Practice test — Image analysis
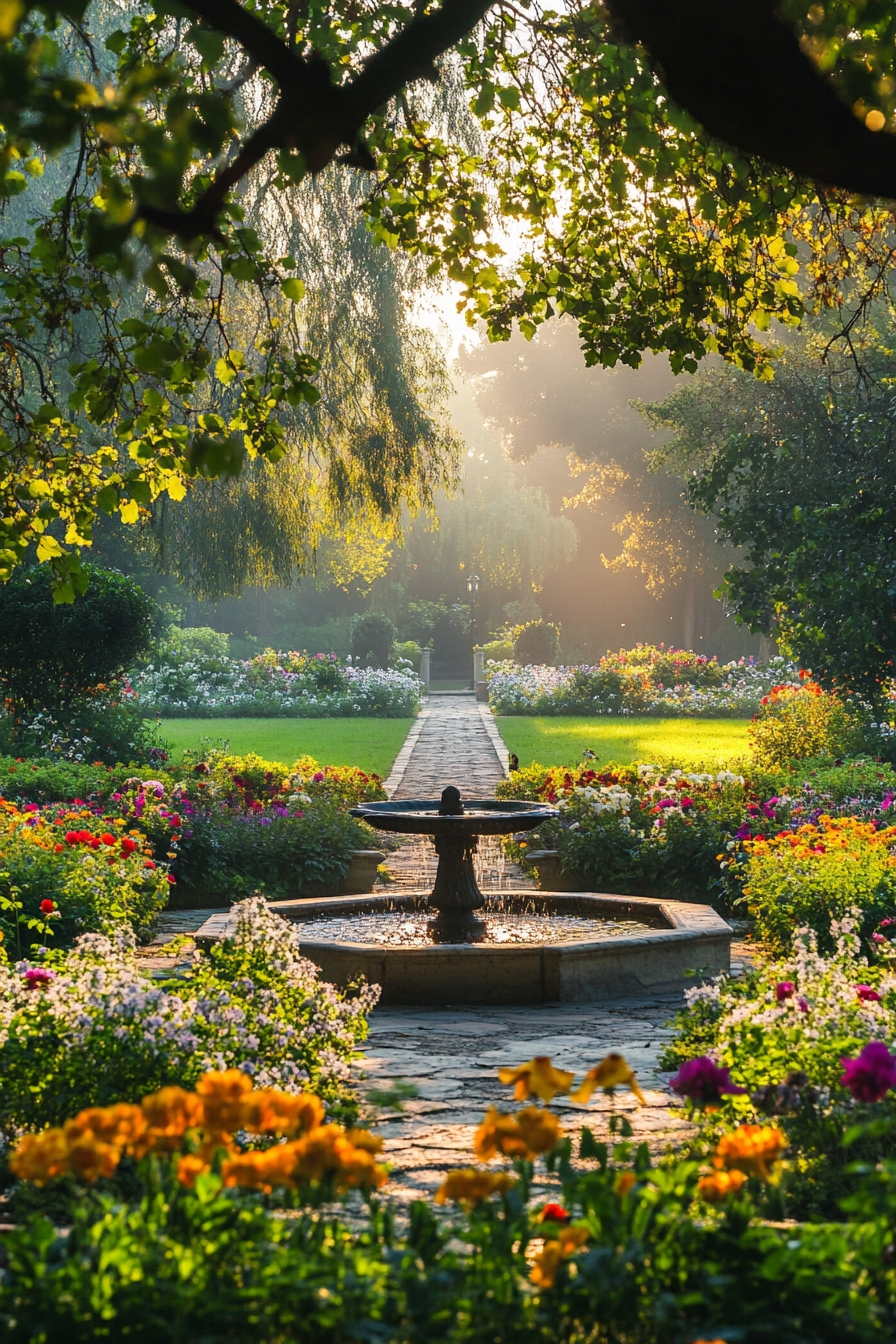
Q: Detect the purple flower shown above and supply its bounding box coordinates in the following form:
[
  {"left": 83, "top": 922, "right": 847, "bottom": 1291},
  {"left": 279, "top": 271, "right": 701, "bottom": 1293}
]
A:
[
  {"left": 840, "top": 1042, "right": 896, "bottom": 1103},
  {"left": 797, "top": 996, "right": 810, "bottom": 1013},
  {"left": 775, "top": 981, "right": 795, "bottom": 1002},
  {"left": 735, "top": 823, "right": 752, "bottom": 840},
  {"left": 669, "top": 1056, "right": 747, "bottom": 1106}
]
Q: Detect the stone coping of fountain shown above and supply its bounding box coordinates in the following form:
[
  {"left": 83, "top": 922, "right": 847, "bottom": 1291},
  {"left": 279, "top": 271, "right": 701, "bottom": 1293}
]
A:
[{"left": 194, "top": 891, "right": 732, "bottom": 1006}]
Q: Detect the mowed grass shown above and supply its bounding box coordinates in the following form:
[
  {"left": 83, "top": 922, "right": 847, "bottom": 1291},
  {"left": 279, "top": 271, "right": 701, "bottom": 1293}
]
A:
[
  {"left": 157, "top": 718, "right": 415, "bottom": 777},
  {"left": 495, "top": 716, "right": 752, "bottom": 770}
]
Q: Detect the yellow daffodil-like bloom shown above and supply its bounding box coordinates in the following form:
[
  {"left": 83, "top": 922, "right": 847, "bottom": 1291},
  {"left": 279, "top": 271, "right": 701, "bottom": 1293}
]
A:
[
  {"left": 136, "top": 1086, "right": 205, "bottom": 1156},
  {"left": 434, "top": 1168, "right": 517, "bottom": 1206},
  {"left": 569, "top": 1053, "right": 646, "bottom": 1106},
  {"left": 474, "top": 1106, "right": 562, "bottom": 1162},
  {"left": 614, "top": 1171, "right": 636, "bottom": 1197},
  {"left": 195, "top": 1069, "right": 254, "bottom": 1137},
  {"left": 239, "top": 1089, "right": 325, "bottom": 1138},
  {"left": 529, "top": 1226, "right": 589, "bottom": 1288},
  {"left": 10, "top": 1129, "right": 73, "bottom": 1185},
  {"left": 497, "top": 1056, "right": 575, "bottom": 1103},
  {"left": 176, "top": 1154, "right": 210, "bottom": 1189},
  {"left": 697, "top": 1169, "right": 748, "bottom": 1203},
  {"left": 713, "top": 1125, "right": 786, "bottom": 1180}
]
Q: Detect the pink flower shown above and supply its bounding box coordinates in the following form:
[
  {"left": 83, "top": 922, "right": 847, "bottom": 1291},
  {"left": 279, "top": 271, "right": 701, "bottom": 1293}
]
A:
[
  {"left": 669, "top": 1056, "right": 747, "bottom": 1106},
  {"left": 797, "top": 996, "right": 810, "bottom": 1013},
  {"left": 856, "top": 985, "right": 883, "bottom": 1003},
  {"left": 872, "top": 933, "right": 887, "bottom": 944},
  {"left": 312, "top": 772, "right": 325, "bottom": 784},
  {"left": 23, "top": 968, "right": 56, "bottom": 990},
  {"left": 775, "top": 982, "right": 795, "bottom": 1001},
  {"left": 840, "top": 1042, "right": 896, "bottom": 1103}
]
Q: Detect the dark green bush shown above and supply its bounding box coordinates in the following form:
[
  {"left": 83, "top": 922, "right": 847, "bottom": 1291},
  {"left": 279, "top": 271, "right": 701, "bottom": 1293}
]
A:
[
  {"left": 512, "top": 619, "right": 560, "bottom": 666},
  {"left": 350, "top": 612, "right": 396, "bottom": 669},
  {"left": 0, "top": 565, "right": 155, "bottom": 710}
]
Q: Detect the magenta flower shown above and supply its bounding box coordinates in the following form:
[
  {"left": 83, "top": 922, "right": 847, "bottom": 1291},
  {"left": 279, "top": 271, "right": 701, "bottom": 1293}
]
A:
[
  {"left": 797, "top": 996, "right": 810, "bottom": 1013},
  {"left": 775, "top": 981, "right": 795, "bottom": 1002},
  {"left": 23, "top": 968, "right": 56, "bottom": 990},
  {"left": 873, "top": 933, "right": 887, "bottom": 944},
  {"left": 669, "top": 1056, "right": 747, "bottom": 1106},
  {"left": 840, "top": 1042, "right": 896, "bottom": 1103},
  {"left": 856, "top": 985, "right": 883, "bottom": 1003}
]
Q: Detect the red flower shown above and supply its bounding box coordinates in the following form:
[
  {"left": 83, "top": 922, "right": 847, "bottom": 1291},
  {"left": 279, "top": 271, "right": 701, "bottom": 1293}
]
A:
[
  {"left": 101, "top": 832, "right": 116, "bottom": 846},
  {"left": 39, "top": 899, "right": 55, "bottom": 914},
  {"left": 841, "top": 1042, "right": 896, "bottom": 1103},
  {"left": 167, "top": 874, "right": 176, "bottom": 884},
  {"left": 144, "top": 860, "right": 156, "bottom": 870},
  {"left": 54, "top": 843, "right": 64, "bottom": 853},
  {"left": 121, "top": 837, "right": 138, "bottom": 856},
  {"left": 539, "top": 1202, "right": 571, "bottom": 1224}
]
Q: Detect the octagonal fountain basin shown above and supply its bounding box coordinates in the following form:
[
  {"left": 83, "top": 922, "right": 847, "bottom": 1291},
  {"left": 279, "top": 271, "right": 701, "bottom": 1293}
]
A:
[{"left": 195, "top": 891, "right": 732, "bottom": 1006}]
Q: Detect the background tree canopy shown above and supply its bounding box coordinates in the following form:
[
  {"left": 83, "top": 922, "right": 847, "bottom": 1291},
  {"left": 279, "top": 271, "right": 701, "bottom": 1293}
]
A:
[
  {"left": 5, "top": 0, "right": 896, "bottom": 596},
  {"left": 643, "top": 322, "right": 896, "bottom": 702}
]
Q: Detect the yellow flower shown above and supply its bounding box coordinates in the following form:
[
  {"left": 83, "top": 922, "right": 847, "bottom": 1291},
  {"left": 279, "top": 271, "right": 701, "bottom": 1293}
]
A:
[
  {"left": 614, "top": 1171, "right": 636, "bottom": 1197},
  {"left": 713, "top": 1125, "right": 786, "bottom": 1180},
  {"left": 570, "top": 1053, "right": 646, "bottom": 1105},
  {"left": 529, "top": 1226, "right": 589, "bottom": 1288},
  {"left": 497, "top": 1056, "right": 575, "bottom": 1103},
  {"left": 10, "top": 1129, "right": 71, "bottom": 1185},
  {"left": 435, "top": 1168, "right": 516, "bottom": 1206},
  {"left": 195, "top": 1069, "right": 254, "bottom": 1136},
  {"left": 473, "top": 1106, "right": 562, "bottom": 1162},
  {"left": 697, "top": 1169, "right": 748, "bottom": 1203}
]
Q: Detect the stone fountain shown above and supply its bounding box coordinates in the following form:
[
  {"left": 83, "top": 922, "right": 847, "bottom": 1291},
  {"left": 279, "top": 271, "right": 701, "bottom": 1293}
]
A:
[{"left": 196, "top": 784, "right": 733, "bottom": 1005}]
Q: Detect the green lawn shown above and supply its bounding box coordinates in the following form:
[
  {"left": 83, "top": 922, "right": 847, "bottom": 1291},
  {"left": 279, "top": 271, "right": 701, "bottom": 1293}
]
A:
[
  {"left": 157, "top": 718, "right": 414, "bottom": 777},
  {"left": 495, "top": 716, "right": 752, "bottom": 769}
]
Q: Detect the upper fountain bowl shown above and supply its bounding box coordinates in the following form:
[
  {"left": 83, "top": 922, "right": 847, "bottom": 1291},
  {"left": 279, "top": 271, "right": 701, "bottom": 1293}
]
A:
[{"left": 349, "top": 797, "right": 557, "bottom": 836}]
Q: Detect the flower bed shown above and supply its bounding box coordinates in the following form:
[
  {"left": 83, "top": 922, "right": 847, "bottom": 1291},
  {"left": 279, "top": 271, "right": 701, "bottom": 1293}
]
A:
[
  {"left": 0, "top": 898, "right": 377, "bottom": 1136},
  {"left": 132, "top": 649, "right": 423, "bottom": 718},
  {"left": 3, "top": 1047, "right": 896, "bottom": 1340},
  {"left": 486, "top": 646, "right": 799, "bottom": 717},
  {"left": 663, "top": 909, "right": 896, "bottom": 1219}
]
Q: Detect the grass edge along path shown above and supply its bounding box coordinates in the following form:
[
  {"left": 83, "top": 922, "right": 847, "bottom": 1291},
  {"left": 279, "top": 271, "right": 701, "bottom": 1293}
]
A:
[
  {"left": 494, "top": 715, "right": 752, "bottom": 770},
  {"left": 157, "top": 717, "right": 415, "bottom": 778}
]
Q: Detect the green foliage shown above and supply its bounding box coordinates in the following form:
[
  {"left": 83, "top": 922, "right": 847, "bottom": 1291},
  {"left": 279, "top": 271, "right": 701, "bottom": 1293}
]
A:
[
  {"left": 391, "top": 640, "right": 421, "bottom": 670},
  {"left": 158, "top": 625, "right": 230, "bottom": 663},
  {"left": 350, "top": 612, "right": 396, "bottom": 669},
  {"left": 644, "top": 332, "right": 896, "bottom": 702},
  {"left": 0, "top": 565, "right": 154, "bottom": 710},
  {"left": 512, "top": 620, "right": 560, "bottom": 666},
  {"left": 0, "top": 689, "right": 169, "bottom": 767}
]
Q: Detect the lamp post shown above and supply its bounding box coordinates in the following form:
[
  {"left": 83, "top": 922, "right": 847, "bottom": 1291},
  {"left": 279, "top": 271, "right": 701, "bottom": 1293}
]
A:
[{"left": 467, "top": 573, "right": 480, "bottom": 690}]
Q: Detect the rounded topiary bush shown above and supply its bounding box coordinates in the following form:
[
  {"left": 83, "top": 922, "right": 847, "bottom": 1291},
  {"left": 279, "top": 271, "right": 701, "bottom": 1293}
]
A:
[
  {"left": 350, "top": 612, "right": 396, "bottom": 669},
  {"left": 0, "top": 565, "right": 155, "bottom": 710},
  {"left": 513, "top": 620, "right": 560, "bottom": 666}
]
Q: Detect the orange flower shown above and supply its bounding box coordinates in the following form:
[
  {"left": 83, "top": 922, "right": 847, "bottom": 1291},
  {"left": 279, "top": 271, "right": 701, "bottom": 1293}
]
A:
[
  {"left": 176, "top": 1154, "right": 210, "bottom": 1189},
  {"left": 65, "top": 1136, "right": 120, "bottom": 1182},
  {"left": 240, "top": 1089, "right": 325, "bottom": 1138},
  {"left": 529, "top": 1226, "right": 589, "bottom": 1288},
  {"left": 64, "top": 1104, "right": 147, "bottom": 1151},
  {"left": 713, "top": 1125, "right": 786, "bottom": 1180},
  {"left": 222, "top": 1144, "right": 303, "bottom": 1193},
  {"left": 614, "top": 1171, "right": 636, "bottom": 1197},
  {"left": 474, "top": 1106, "right": 562, "bottom": 1162},
  {"left": 291, "top": 1125, "right": 388, "bottom": 1192},
  {"left": 434, "top": 1168, "right": 517, "bottom": 1206},
  {"left": 497, "top": 1056, "right": 575, "bottom": 1103},
  {"left": 697, "top": 1169, "right": 748, "bottom": 1203},
  {"left": 570, "top": 1053, "right": 646, "bottom": 1105},
  {"left": 10, "top": 1129, "right": 71, "bottom": 1185},
  {"left": 136, "top": 1086, "right": 205, "bottom": 1155},
  {"left": 196, "top": 1069, "right": 254, "bottom": 1136}
]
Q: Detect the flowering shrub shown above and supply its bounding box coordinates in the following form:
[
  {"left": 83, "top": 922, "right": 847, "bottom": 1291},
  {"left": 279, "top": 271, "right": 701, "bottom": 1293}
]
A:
[
  {"left": 748, "top": 676, "right": 881, "bottom": 768},
  {"left": 741, "top": 816, "right": 896, "bottom": 953},
  {"left": 0, "top": 680, "right": 167, "bottom": 765},
  {"left": 486, "top": 648, "right": 800, "bottom": 717},
  {"left": 0, "top": 799, "right": 169, "bottom": 948},
  {"left": 499, "top": 763, "right": 748, "bottom": 902},
  {"left": 663, "top": 911, "right": 896, "bottom": 1216},
  {"left": 4, "top": 1050, "right": 896, "bottom": 1340},
  {"left": 132, "top": 648, "right": 423, "bottom": 718},
  {"left": 0, "top": 898, "right": 377, "bottom": 1135}
]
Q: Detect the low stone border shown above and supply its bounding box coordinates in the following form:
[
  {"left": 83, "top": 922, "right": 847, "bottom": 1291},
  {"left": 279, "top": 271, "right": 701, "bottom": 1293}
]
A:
[
  {"left": 382, "top": 705, "right": 429, "bottom": 798},
  {"left": 477, "top": 702, "right": 509, "bottom": 773},
  {"left": 195, "top": 891, "right": 731, "bottom": 1006}
]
